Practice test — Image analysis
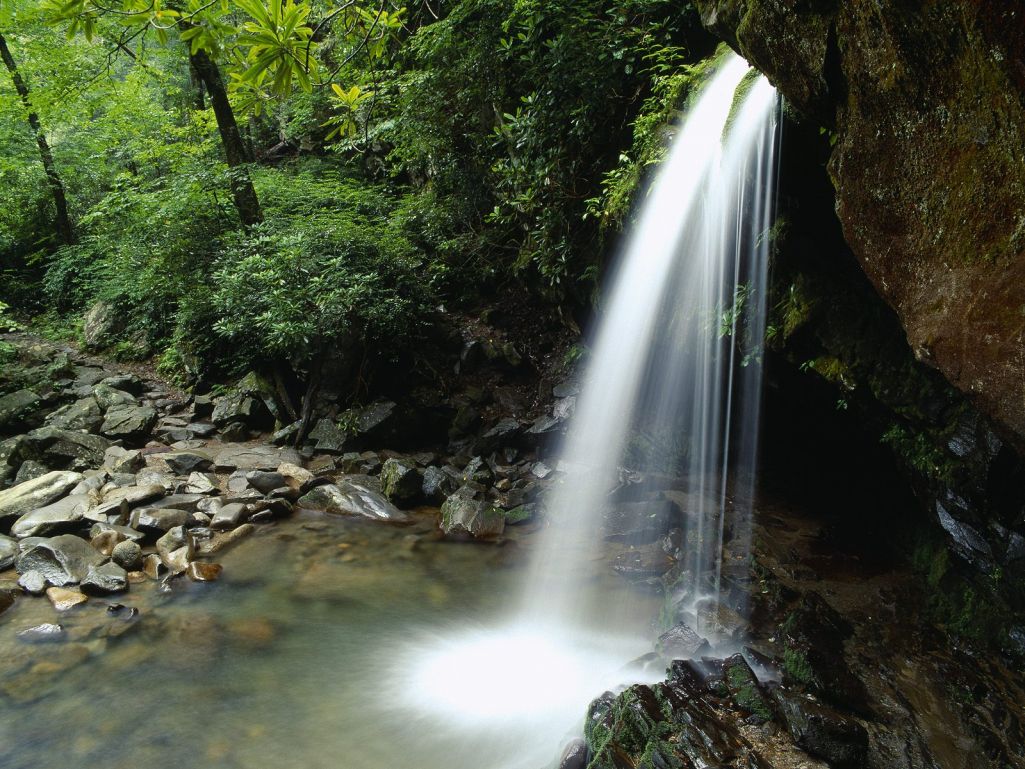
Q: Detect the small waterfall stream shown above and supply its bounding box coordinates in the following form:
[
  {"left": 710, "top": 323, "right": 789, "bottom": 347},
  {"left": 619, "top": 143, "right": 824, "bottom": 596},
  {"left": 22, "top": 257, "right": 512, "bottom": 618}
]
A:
[{"left": 401, "top": 52, "right": 780, "bottom": 768}]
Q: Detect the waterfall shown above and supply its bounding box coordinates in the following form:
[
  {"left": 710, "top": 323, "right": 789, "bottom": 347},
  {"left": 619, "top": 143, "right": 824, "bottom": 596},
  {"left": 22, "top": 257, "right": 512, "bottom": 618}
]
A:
[
  {"left": 396, "top": 52, "right": 780, "bottom": 769},
  {"left": 520, "top": 53, "right": 779, "bottom": 641}
]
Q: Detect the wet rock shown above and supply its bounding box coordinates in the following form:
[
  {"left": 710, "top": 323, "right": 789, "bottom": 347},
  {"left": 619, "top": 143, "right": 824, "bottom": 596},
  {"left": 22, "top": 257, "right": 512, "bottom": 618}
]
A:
[
  {"left": 46, "top": 586, "right": 88, "bottom": 611},
  {"left": 657, "top": 623, "right": 712, "bottom": 659},
  {"left": 245, "top": 470, "right": 286, "bottom": 495},
  {"left": 440, "top": 486, "right": 505, "bottom": 539},
  {"left": 130, "top": 507, "right": 189, "bottom": 535},
  {"left": 13, "top": 460, "right": 50, "bottom": 485},
  {"left": 558, "top": 739, "right": 587, "bottom": 769},
  {"left": 611, "top": 543, "right": 675, "bottom": 580},
  {"left": 0, "top": 534, "right": 18, "bottom": 570},
  {"left": 111, "top": 539, "right": 143, "bottom": 570},
  {"left": 213, "top": 445, "right": 302, "bottom": 472},
  {"left": 195, "top": 523, "right": 255, "bottom": 556},
  {"left": 89, "top": 521, "right": 146, "bottom": 543},
  {"left": 219, "top": 421, "right": 250, "bottom": 442},
  {"left": 297, "top": 478, "right": 409, "bottom": 522},
  {"left": 308, "top": 418, "right": 349, "bottom": 454},
  {"left": 211, "top": 502, "right": 250, "bottom": 530},
  {"left": 0, "top": 470, "right": 84, "bottom": 528},
  {"left": 100, "top": 373, "right": 144, "bottom": 395},
  {"left": 10, "top": 493, "right": 92, "bottom": 538},
  {"left": 603, "top": 498, "right": 685, "bottom": 545},
  {"left": 504, "top": 503, "right": 537, "bottom": 525},
  {"left": 0, "top": 586, "right": 13, "bottom": 615},
  {"left": 80, "top": 561, "right": 128, "bottom": 595},
  {"left": 348, "top": 400, "right": 397, "bottom": 446},
  {"left": 381, "top": 458, "right": 423, "bottom": 505},
  {"left": 772, "top": 688, "right": 868, "bottom": 769},
  {"left": 142, "top": 553, "right": 167, "bottom": 580},
  {"left": 45, "top": 396, "right": 103, "bottom": 433},
  {"left": 187, "top": 561, "right": 222, "bottom": 582},
  {"left": 18, "top": 570, "right": 46, "bottom": 594},
  {"left": 421, "top": 466, "right": 456, "bottom": 503},
  {"left": 15, "top": 535, "right": 104, "bottom": 586},
  {"left": 184, "top": 472, "right": 218, "bottom": 495},
  {"left": 23, "top": 427, "right": 112, "bottom": 470},
  {"left": 16, "top": 623, "right": 65, "bottom": 643},
  {"left": 723, "top": 653, "right": 772, "bottom": 722},
  {"left": 211, "top": 388, "right": 271, "bottom": 430},
  {"left": 162, "top": 450, "right": 212, "bottom": 475}
]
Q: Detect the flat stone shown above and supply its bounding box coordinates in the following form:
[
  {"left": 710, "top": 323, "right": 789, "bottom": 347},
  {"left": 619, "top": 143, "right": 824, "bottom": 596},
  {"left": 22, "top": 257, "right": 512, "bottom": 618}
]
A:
[
  {"left": 657, "top": 624, "right": 712, "bottom": 659},
  {"left": 0, "top": 471, "right": 84, "bottom": 528},
  {"left": 130, "top": 507, "right": 189, "bottom": 535},
  {"left": 150, "top": 493, "right": 205, "bottom": 512},
  {"left": 15, "top": 535, "right": 104, "bottom": 587},
  {"left": 45, "top": 397, "right": 103, "bottom": 433},
  {"left": 213, "top": 445, "right": 302, "bottom": 472},
  {"left": 211, "top": 502, "right": 250, "bottom": 530},
  {"left": 46, "top": 586, "right": 88, "bottom": 611},
  {"left": 195, "top": 523, "right": 255, "bottom": 556},
  {"left": 184, "top": 472, "right": 219, "bottom": 495},
  {"left": 245, "top": 471, "right": 286, "bottom": 495},
  {"left": 187, "top": 561, "right": 222, "bottom": 582},
  {"left": 16, "top": 623, "right": 65, "bottom": 643},
  {"left": 10, "top": 494, "right": 92, "bottom": 539},
  {"left": 89, "top": 522, "right": 146, "bottom": 543}
]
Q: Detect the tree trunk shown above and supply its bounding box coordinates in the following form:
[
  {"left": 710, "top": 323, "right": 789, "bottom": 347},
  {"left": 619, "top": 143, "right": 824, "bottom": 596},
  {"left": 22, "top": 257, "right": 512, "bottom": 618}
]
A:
[
  {"left": 188, "top": 48, "right": 263, "bottom": 226},
  {"left": 0, "top": 32, "right": 75, "bottom": 245},
  {"left": 187, "top": 57, "right": 205, "bottom": 110}
]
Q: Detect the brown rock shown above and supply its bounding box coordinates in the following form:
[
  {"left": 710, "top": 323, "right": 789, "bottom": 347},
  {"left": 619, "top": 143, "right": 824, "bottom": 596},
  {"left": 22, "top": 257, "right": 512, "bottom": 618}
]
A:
[
  {"left": 187, "top": 561, "right": 223, "bottom": 582},
  {"left": 45, "top": 586, "right": 88, "bottom": 611}
]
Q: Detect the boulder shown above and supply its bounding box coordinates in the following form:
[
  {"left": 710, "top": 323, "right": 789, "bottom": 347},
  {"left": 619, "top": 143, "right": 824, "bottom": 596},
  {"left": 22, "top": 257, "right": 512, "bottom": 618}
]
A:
[
  {"left": 0, "top": 471, "right": 83, "bottom": 529},
  {"left": 99, "top": 374, "right": 144, "bottom": 395},
  {"left": 82, "top": 301, "right": 117, "bottom": 347},
  {"left": 130, "top": 507, "right": 189, "bottom": 536},
  {"left": 211, "top": 502, "right": 250, "bottom": 530},
  {"left": 380, "top": 458, "right": 423, "bottom": 505},
  {"left": 772, "top": 688, "right": 868, "bottom": 769},
  {"left": 13, "top": 460, "right": 49, "bottom": 485},
  {"left": 297, "top": 478, "right": 409, "bottom": 522},
  {"left": 100, "top": 403, "right": 157, "bottom": 442},
  {"left": 80, "top": 562, "right": 128, "bottom": 596},
  {"left": 307, "top": 418, "right": 349, "bottom": 454},
  {"left": 10, "top": 493, "right": 92, "bottom": 538},
  {"left": 422, "top": 466, "right": 457, "bottom": 503},
  {"left": 111, "top": 539, "right": 143, "bottom": 570},
  {"left": 244, "top": 471, "right": 286, "bottom": 495},
  {"left": 22, "top": 427, "right": 112, "bottom": 470},
  {"left": 46, "top": 586, "right": 88, "bottom": 611},
  {"left": 657, "top": 623, "right": 712, "bottom": 660},
  {"left": 187, "top": 561, "right": 222, "bottom": 582},
  {"left": 91, "top": 383, "right": 136, "bottom": 410},
  {"left": 0, "top": 534, "right": 17, "bottom": 570},
  {"left": 213, "top": 445, "right": 301, "bottom": 472},
  {"left": 440, "top": 486, "right": 505, "bottom": 539},
  {"left": 162, "top": 450, "right": 212, "bottom": 475},
  {"left": 45, "top": 397, "right": 103, "bottom": 433},
  {"left": 0, "top": 389, "right": 43, "bottom": 432},
  {"left": 15, "top": 535, "right": 105, "bottom": 586}
]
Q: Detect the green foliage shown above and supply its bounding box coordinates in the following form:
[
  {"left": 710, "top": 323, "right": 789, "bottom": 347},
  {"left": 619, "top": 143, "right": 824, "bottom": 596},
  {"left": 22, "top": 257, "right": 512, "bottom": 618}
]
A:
[{"left": 881, "top": 423, "right": 956, "bottom": 484}]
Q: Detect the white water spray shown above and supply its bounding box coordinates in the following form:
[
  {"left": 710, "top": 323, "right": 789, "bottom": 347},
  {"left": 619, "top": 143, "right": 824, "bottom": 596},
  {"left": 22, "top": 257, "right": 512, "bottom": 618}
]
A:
[{"left": 394, "top": 52, "right": 780, "bottom": 769}]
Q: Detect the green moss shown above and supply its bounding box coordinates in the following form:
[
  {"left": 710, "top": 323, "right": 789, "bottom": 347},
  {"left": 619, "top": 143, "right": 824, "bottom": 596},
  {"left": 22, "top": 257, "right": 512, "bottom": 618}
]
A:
[
  {"left": 782, "top": 647, "right": 815, "bottom": 686},
  {"left": 722, "top": 66, "right": 763, "bottom": 141}
]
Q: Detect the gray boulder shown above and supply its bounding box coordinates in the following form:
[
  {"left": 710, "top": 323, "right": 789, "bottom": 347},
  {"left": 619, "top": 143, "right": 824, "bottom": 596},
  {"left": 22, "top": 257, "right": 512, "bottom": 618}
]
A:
[
  {"left": 772, "top": 688, "right": 868, "bottom": 769},
  {"left": 82, "top": 301, "right": 116, "bottom": 348},
  {"left": 10, "top": 493, "right": 92, "bottom": 538},
  {"left": 111, "top": 539, "right": 143, "bottom": 570},
  {"left": 440, "top": 486, "right": 505, "bottom": 539},
  {"left": 45, "top": 397, "right": 103, "bottom": 433},
  {"left": 15, "top": 535, "right": 105, "bottom": 586},
  {"left": 0, "top": 534, "right": 17, "bottom": 570},
  {"left": 130, "top": 507, "right": 189, "bottom": 535},
  {"left": 213, "top": 445, "right": 301, "bottom": 472},
  {"left": 91, "top": 383, "right": 135, "bottom": 410},
  {"left": 0, "top": 389, "right": 43, "bottom": 432},
  {"left": 23, "top": 427, "right": 112, "bottom": 470},
  {"left": 297, "top": 477, "right": 408, "bottom": 522},
  {"left": 100, "top": 403, "right": 157, "bottom": 442},
  {"left": 80, "top": 562, "right": 128, "bottom": 596},
  {"left": 0, "top": 471, "right": 83, "bottom": 528},
  {"left": 13, "top": 460, "right": 50, "bottom": 485}
]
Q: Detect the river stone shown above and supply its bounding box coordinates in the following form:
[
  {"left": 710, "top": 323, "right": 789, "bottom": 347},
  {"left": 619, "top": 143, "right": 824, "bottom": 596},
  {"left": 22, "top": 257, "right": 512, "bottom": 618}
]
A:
[
  {"left": 82, "top": 301, "right": 116, "bottom": 347},
  {"left": 307, "top": 418, "right": 349, "bottom": 454},
  {"left": 277, "top": 462, "right": 314, "bottom": 490},
  {"left": 213, "top": 445, "right": 302, "bottom": 472},
  {"left": 100, "top": 403, "right": 158, "bottom": 442},
  {"left": 422, "top": 466, "right": 456, "bottom": 503},
  {"left": 151, "top": 493, "right": 205, "bottom": 512},
  {"left": 0, "top": 471, "right": 84, "bottom": 528},
  {"left": 187, "top": 561, "right": 222, "bottom": 582},
  {"left": 0, "top": 389, "right": 42, "bottom": 431},
  {"left": 80, "top": 562, "right": 129, "bottom": 596},
  {"left": 45, "top": 397, "right": 103, "bottom": 433},
  {"left": 130, "top": 507, "right": 189, "bottom": 535},
  {"left": 16, "top": 535, "right": 104, "bottom": 587},
  {"left": 46, "top": 585, "right": 88, "bottom": 611},
  {"left": 380, "top": 459, "right": 422, "bottom": 505},
  {"left": 18, "top": 570, "right": 46, "bottom": 594},
  {"left": 13, "top": 460, "right": 49, "bottom": 485},
  {"left": 91, "top": 383, "right": 135, "bottom": 411},
  {"left": 0, "top": 534, "right": 17, "bottom": 570},
  {"left": 23, "top": 427, "right": 112, "bottom": 470},
  {"left": 100, "top": 374, "right": 144, "bottom": 395},
  {"left": 440, "top": 487, "right": 505, "bottom": 539},
  {"left": 297, "top": 478, "right": 409, "bottom": 522},
  {"left": 184, "top": 472, "right": 219, "bottom": 495},
  {"left": 111, "top": 540, "right": 143, "bottom": 570},
  {"left": 772, "top": 688, "right": 868, "bottom": 769},
  {"left": 16, "top": 623, "right": 65, "bottom": 643},
  {"left": 245, "top": 470, "right": 286, "bottom": 495},
  {"left": 89, "top": 521, "right": 146, "bottom": 543},
  {"left": 211, "top": 502, "right": 250, "bottom": 530},
  {"left": 10, "top": 493, "right": 93, "bottom": 538},
  {"left": 162, "top": 451, "right": 212, "bottom": 475}
]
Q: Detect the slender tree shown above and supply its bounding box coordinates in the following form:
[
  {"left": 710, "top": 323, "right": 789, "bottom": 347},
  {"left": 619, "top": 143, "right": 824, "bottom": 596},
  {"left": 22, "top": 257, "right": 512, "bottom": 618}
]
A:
[
  {"left": 188, "top": 47, "right": 262, "bottom": 226},
  {"left": 0, "top": 30, "right": 75, "bottom": 244}
]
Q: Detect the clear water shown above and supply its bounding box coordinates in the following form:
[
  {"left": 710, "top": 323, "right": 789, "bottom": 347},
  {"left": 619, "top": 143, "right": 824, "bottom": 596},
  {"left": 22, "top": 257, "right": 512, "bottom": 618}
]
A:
[{"left": 0, "top": 512, "right": 661, "bottom": 769}]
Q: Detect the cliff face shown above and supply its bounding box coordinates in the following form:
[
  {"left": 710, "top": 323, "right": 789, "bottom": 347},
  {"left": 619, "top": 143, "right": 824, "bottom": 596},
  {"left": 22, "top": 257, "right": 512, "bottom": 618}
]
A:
[{"left": 696, "top": 0, "right": 1025, "bottom": 449}]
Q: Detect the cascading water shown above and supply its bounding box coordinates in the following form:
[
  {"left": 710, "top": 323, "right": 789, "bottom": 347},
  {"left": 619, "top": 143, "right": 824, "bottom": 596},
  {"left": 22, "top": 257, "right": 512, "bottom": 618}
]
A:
[{"left": 394, "top": 52, "right": 780, "bottom": 769}]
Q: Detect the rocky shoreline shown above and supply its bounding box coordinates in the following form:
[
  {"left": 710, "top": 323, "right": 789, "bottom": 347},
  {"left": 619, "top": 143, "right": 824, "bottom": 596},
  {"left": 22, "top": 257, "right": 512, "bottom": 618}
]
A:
[{"left": 2, "top": 333, "right": 1025, "bottom": 769}]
